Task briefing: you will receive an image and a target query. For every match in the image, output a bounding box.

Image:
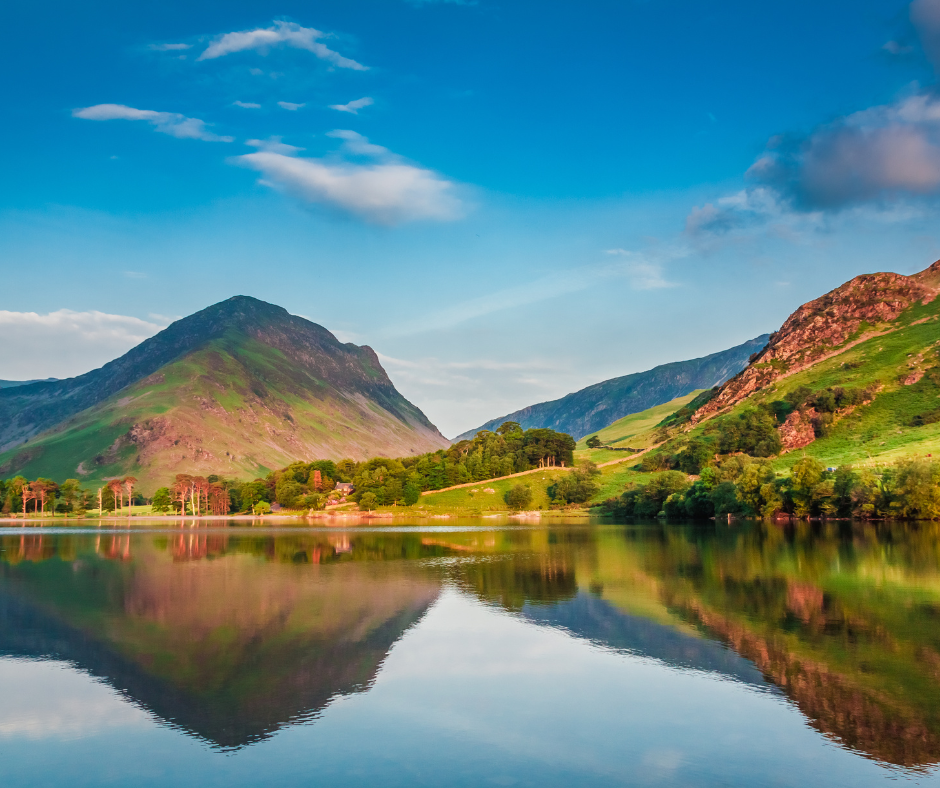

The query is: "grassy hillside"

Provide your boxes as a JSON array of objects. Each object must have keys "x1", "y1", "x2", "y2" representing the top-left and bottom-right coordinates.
[
  {"x1": 454, "y1": 335, "x2": 768, "y2": 441},
  {"x1": 576, "y1": 390, "x2": 704, "y2": 450}
]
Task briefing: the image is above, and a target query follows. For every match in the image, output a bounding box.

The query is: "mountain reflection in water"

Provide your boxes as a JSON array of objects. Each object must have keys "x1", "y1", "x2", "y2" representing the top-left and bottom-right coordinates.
[{"x1": 2, "y1": 521, "x2": 940, "y2": 770}]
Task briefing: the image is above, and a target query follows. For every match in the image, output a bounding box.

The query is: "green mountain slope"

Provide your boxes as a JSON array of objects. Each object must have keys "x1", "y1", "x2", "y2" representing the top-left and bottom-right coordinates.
[
  {"x1": 0, "y1": 297, "x2": 448, "y2": 491},
  {"x1": 576, "y1": 390, "x2": 705, "y2": 449},
  {"x1": 455, "y1": 335, "x2": 769, "y2": 441}
]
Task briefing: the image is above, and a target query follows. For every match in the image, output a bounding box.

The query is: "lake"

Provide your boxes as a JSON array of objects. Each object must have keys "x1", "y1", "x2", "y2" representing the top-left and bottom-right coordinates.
[{"x1": 2, "y1": 518, "x2": 940, "y2": 786}]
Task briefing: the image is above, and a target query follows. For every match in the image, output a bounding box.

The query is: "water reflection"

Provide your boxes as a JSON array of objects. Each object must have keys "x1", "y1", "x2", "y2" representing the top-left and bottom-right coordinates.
[{"x1": 2, "y1": 521, "x2": 940, "y2": 770}]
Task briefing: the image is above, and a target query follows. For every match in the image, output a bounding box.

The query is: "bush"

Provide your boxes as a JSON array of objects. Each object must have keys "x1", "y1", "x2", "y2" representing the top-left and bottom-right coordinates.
[
  {"x1": 505, "y1": 484, "x2": 533, "y2": 511},
  {"x1": 549, "y1": 463, "x2": 601, "y2": 505},
  {"x1": 253, "y1": 501, "x2": 271, "y2": 515}
]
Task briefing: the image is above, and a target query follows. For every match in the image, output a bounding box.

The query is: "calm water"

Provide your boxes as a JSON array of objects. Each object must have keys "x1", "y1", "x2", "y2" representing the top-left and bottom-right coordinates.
[{"x1": 2, "y1": 518, "x2": 940, "y2": 786}]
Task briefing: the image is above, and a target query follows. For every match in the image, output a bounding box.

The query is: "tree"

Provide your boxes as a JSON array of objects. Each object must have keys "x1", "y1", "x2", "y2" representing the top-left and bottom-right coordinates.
[
  {"x1": 108, "y1": 479, "x2": 124, "y2": 512},
  {"x1": 497, "y1": 421, "x2": 523, "y2": 436},
  {"x1": 123, "y1": 476, "x2": 137, "y2": 517},
  {"x1": 275, "y1": 477, "x2": 304, "y2": 509},
  {"x1": 586, "y1": 435, "x2": 602, "y2": 449},
  {"x1": 253, "y1": 501, "x2": 271, "y2": 515},
  {"x1": 359, "y1": 492, "x2": 378, "y2": 511},
  {"x1": 505, "y1": 484, "x2": 533, "y2": 511},
  {"x1": 61, "y1": 479, "x2": 81, "y2": 516},
  {"x1": 151, "y1": 487, "x2": 172, "y2": 513},
  {"x1": 403, "y1": 482, "x2": 421, "y2": 506},
  {"x1": 101, "y1": 484, "x2": 116, "y2": 513}
]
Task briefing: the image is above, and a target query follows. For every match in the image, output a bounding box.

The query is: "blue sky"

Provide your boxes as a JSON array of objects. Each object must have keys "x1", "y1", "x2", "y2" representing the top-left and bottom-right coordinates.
[{"x1": 3, "y1": 0, "x2": 940, "y2": 436}]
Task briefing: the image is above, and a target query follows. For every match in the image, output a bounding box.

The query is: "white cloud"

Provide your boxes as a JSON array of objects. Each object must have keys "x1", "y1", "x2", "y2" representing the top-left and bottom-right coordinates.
[
  {"x1": 883, "y1": 40, "x2": 914, "y2": 55},
  {"x1": 149, "y1": 43, "x2": 192, "y2": 51},
  {"x1": 603, "y1": 248, "x2": 678, "y2": 290},
  {"x1": 326, "y1": 128, "x2": 389, "y2": 157},
  {"x1": 198, "y1": 20, "x2": 367, "y2": 70},
  {"x1": 0, "y1": 310, "x2": 166, "y2": 379},
  {"x1": 232, "y1": 100, "x2": 261, "y2": 109},
  {"x1": 73, "y1": 104, "x2": 233, "y2": 142},
  {"x1": 277, "y1": 101, "x2": 305, "y2": 111},
  {"x1": 233, "y1": 130, "x2": 463, "y2": 225},
  {"x1": 329, "y1": 96, "x2": 374, "y2": 114},
  {"x1": 246, "y1": 136, "x2": 304, "y2": 154}
]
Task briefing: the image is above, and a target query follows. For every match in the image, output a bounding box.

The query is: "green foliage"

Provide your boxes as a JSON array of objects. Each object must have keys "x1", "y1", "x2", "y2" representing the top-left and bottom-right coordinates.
[
  {"x1": 151, "y1": 487, "x2": 172, "y2": 513},
  {"x1": 275, "y1": 477, "x2": 304, "y2": 509},
  {"x1": 252, "y1": 500, "x2": 271, "y2": 515},
  {"x1": 359, "y1": 492, "x2": 378, "y2": 511},
  {"x1": 504, "y1": 484, "x2": 533, "y2": 511},
  {"x1": 586, "y1": 435, "x2": 602, "y2": 449},
  {"x1": 403, "y1": 482, "x2": 421, "y2": 506},
  {"x1": 548, "y1": 462, "x2": 601, "y2": 505}
]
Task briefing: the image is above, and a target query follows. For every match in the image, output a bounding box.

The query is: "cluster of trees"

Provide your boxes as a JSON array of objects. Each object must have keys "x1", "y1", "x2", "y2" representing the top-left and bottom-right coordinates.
[
  {"x1": 150, "y1": 461, "x2": 341, "y2": 515},
  {"x1": 642, "y1": 384, "x2": 876, "y2": 475},
  {"x1": 604, "y1": 455, "x2": 940, "y2": 520},
  {"x1": 0, "y1": 475, "x2": 145, "y2": 516}
]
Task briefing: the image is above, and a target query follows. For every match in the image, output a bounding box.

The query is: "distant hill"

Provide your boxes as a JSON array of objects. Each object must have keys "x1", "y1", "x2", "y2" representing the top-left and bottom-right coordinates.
[
  {"x1": 0, "y1": 378, "x2": 57, "y2": 389},
  {"x1": 455, "y1": 335, "x2": 770, "y2": 441},
  {"x1": 0, "y1": 296, "x2": 448, "y2": 491}
]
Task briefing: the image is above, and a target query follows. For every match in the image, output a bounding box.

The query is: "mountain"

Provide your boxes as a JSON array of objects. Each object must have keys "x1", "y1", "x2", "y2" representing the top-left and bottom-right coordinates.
[
  {"x1": 657, "y1": 258, "x2": 940, "y2": 467},
  {"x1": 0, "y1": 296, "x2": 448, "y2": 491},
  {"x1": 692, "y1": 260, "x2": 940, "y2": 425},
  {"x1": 455, "y1": 335, "x2": 770, "y2": 441},
  {"x1": 0, "y1": 378, "x2": 57, "y2": 389}
]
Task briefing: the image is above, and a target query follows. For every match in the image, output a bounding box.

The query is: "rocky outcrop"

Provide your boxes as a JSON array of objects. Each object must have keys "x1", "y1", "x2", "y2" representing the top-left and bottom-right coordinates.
[
  {"x1": 779, "y1": 408, "x2": 818, "y2": 451},
  {"x1": 691, "y1": 261, "x2": 940, "y2": 424}
]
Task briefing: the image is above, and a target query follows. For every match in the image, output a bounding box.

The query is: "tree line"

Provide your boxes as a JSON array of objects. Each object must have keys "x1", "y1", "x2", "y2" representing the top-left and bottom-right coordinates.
[
  {"x1": 602, "y1": 455, "x2": 940, "y2": 520},
  {"x1": 0, "y1": 475, "x2": 144, "y2": 516}
]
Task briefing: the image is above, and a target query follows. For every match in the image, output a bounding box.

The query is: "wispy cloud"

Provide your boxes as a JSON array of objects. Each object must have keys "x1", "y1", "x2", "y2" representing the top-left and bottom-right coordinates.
[
  {"x1": 73, "y1": 104, "x2": 233, "y2": 142},
  {"x1": 232, "y1": 100, "x2": 261, "y2": 109},
  {"x1": 277, "y1": 101, "x2": 305, "y2": 111},
  {"x1": 233, "y1": 130, "x2": 463, "y2": 225},
  {"x1": 329, "y1": 96, "x2": 374, "y2": 114},
  {"x1": 0, "y1": 310, "x2": 166, "y2": 379},
  {"x1": 198, "y1": 20, "x2": 368, "y2": 70},
  {"x1": 149, "y1": 43, "x2": 192, "y2": 51},
  {"x1": 383, "y1": 251, "x2": 677, "y2": 338},
  {"x1": 246, "y1": 136, "x2": 304, "y2": 154}
]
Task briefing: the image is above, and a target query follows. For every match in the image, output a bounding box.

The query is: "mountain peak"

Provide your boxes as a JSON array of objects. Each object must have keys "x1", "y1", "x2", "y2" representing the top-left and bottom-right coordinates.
[{"x1": 0, "y1": 298, "x2": 447, "y2": 474}]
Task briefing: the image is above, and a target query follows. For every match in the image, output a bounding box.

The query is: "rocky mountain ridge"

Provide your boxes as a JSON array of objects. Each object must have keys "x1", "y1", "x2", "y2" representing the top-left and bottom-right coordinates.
[{"x1": 691, "y1": 261, "x2": 940, "y2": 425}]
